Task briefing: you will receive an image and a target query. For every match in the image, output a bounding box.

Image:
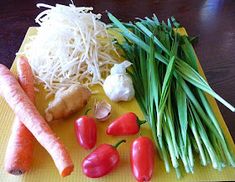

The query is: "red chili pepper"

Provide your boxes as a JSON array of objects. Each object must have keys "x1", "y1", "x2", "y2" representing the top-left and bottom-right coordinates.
[
  {"x1": 106, "y1": 112, "x2": 146, "y2": 136},
  {"x1": 74, "y1": 110, "x2": 97, "y2": 150},
  {"x1": 130, "y1": 136, "x2": 155, "y2": 182},
  {"x1": 82, "y1": 139, "x2": 126, "y2": 178}
]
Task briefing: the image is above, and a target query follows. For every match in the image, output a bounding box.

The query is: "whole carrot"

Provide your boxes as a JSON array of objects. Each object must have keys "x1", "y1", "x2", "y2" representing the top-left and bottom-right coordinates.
[
  {"x1": 4, "y1": 56, "x2": 35, "y2": 175},
  {"x1": 0, "y1": 64, "x2": 74, "y2": 177}
]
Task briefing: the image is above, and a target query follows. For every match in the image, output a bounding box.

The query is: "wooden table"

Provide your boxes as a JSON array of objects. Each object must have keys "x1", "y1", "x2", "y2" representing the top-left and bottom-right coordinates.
[{"x1": 0, "y1": 0, "x2": 234, "y2": 140}]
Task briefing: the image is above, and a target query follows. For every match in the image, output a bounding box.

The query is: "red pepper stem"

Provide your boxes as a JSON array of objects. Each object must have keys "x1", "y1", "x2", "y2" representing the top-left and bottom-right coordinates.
[
  {"x1": 84, "y1": 108, "x2": 91, "y2": 115},
  {"x1": 113, "y1": 139, "x2": 126, "y2": 149},
  {"x1": 137, "y1": 117, "x2": 147, "y2": 127}
]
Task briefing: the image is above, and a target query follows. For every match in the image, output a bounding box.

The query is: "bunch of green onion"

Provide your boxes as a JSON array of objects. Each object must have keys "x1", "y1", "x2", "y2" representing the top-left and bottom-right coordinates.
[{"x1": 108, "y1": 13, "x2": 235, "y2": 178}]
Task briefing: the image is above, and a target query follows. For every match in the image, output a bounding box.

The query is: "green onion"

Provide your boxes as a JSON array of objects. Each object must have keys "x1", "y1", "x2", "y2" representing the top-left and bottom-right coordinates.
[
  {"x1": 108, "y1": 12, "x2": 235, "y2": 112},
  {"x1": 108, "y1": 12, "x2": 235, "y2": 178}
]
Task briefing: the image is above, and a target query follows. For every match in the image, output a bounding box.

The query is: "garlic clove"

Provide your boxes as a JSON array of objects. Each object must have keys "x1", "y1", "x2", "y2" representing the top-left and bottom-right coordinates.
[{"x1": 94, "y1": 100, "x2": 112, "y2": 121}]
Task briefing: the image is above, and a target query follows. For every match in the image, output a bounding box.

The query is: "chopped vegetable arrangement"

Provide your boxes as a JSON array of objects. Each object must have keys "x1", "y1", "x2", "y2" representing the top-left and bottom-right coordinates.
[
  {"x1": 0, "y1": 2, "x2": 234, "y2": 182},
  {"x1": 108, "y1": 13, "x2": 235, "y2": 177}
]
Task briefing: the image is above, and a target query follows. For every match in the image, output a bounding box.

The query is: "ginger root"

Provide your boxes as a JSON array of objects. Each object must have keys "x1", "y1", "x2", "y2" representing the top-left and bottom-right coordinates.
[{"x1": 45, "y1": 85, "x2": 91, "y2": 122}]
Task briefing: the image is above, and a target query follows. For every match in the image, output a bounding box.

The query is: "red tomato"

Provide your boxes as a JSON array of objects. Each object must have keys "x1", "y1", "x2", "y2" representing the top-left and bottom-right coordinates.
[
  {"x1": 74, "y1": 116, "x2": 97, "y2": 150},
  {"x1": 130, "y1": 136, "x2": 155, "y2": 181},
  {"x1": 106, "y1": 112, "x2": 146, "y2": 136},
  {"x1": 82, "y1": 140, "x2": 126, "y2": 178}
]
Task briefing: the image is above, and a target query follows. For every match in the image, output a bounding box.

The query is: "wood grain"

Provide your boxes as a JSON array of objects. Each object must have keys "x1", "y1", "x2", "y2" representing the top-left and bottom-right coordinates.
[{"x1": 0, "y1": 0, "x2": 234, "y2": 140}]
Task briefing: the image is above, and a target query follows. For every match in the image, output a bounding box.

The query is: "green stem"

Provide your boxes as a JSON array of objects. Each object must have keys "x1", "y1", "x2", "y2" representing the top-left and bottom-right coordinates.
[
  {"x1": 137, "y1": 118, "x2": 147, "y2": 126},
  {"x1": 175, "y1": 167, "x2": 181, "y2": 179},
  {"x1": 84, "y1": 108, "x2": 91, "y2": 115},
  {"x1": 163, "y1": 122, "x2": 179, "y2": 168},
  {"x1": 189, "y1": 113, "x2": 207, "y2": 166},
  {"x1": 113, "y1": 139, "x2": 126, "y2": 148},
  {"x1": 190, "y1": 104, "x2": 221, "y2": 170},
  {"x1": 161, "y1": 139, "x2": 171, "y2": 173},
  {"x1": 187, "y1": 137, "x2": 194, "y2": 170}
]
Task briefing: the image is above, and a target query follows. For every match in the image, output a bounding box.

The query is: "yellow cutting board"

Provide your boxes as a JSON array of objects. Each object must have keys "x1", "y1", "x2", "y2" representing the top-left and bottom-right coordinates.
[{"x1": 0, "y1": 27, "x2": 235, "y2": 182}]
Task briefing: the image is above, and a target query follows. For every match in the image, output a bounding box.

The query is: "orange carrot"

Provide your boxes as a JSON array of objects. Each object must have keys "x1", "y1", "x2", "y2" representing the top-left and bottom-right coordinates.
[
  {"x1": 4, "y1": 56, "x2": 35, "y2": 175},
  {"x1": 0, "y1": 63, "x2": 74, "y2": 177},
  {"x1": 17, "y1": 56, "x2": 35, "y2": 102},
  {"x1": 4, "y1": 118, "x2": 35, "y2": 175}
]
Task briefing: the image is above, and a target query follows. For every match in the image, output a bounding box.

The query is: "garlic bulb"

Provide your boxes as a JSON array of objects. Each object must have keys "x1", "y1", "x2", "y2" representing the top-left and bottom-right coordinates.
[{"x1": 103, "y1": 61, "x2": 135, "y2": 102}]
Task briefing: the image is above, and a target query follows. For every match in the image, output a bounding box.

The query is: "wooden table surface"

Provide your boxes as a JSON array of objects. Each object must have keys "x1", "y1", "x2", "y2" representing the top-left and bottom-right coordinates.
[{"x1": 0, "y1": 0, "x2": 234, "y2": 140}]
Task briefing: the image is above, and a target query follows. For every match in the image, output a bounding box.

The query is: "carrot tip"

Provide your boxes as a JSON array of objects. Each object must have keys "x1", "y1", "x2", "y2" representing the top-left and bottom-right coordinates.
[
  {"x1": 61, "y1": 165, "x2": 74, "y2": 177},
  {"x1": 8, "y1": 169, "x2": 25, "y2": 175}
]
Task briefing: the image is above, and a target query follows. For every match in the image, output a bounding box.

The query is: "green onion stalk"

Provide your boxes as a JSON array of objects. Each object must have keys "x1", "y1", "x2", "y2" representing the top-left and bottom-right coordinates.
[{"x1": 107, "y1": 12, "x2": 235, "y2": 178}]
